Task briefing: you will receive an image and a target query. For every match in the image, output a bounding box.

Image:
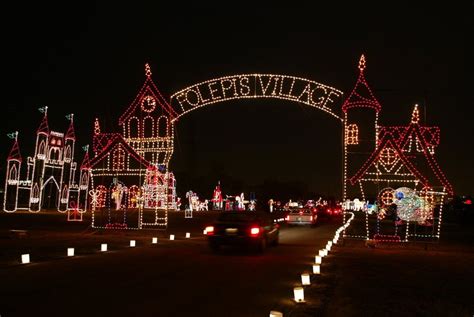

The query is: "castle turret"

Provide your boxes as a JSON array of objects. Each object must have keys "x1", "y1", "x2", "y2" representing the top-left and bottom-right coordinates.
[
  {"x1": 30, "y1": 107, "x2": 50, "y2": 211},
  {"x1": 59, "y1": 114, "x2": 76, "y2": 211},
  {"x1": 343, "y1": 55, "x2": 382, "y2": 200},
  {"x1": 78, "y1": 146, "x2": 91, "y2": 211},
  {"x1": 3, "y1": 132, "x2": 22, "y2": 212}
]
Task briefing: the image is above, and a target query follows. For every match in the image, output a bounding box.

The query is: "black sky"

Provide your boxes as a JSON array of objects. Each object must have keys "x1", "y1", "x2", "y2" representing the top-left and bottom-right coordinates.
[{"x1": 1, "y1": 2, "x2": 472, "y2": 199}]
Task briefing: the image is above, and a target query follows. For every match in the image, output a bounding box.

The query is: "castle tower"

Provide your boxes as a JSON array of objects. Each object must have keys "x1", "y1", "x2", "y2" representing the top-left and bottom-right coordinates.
[
  {"x1": 342, "y1": 55, "x2": 382, "y2": 200},
  {"x1": 118, "y1": 63, "x2": 178, "y2": 170},
  {"x1": 3, "y1": 132, "x2": 22, "y2": 212},
  {"x1": 30, "y1": 107, "x2": 50, "y2": 211},
  {"x1": 78, "y1": 146, "x2": 90, "y2": 211},
  {"x1": 59, "y1": 114, "x2": 76, "y2": 211}
]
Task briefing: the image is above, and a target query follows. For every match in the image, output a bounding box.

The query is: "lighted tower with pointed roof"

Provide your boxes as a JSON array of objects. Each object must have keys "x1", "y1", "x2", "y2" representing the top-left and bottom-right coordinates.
[
  {"x1": 343, "y1": 55, "x2": 382, "y2": 199},
  {"x1": 4, "y1": 132, "x2": 22, "y2": 212},
  {"x1": 118, "y1": 63, "x2": 177, "y2": 169}
]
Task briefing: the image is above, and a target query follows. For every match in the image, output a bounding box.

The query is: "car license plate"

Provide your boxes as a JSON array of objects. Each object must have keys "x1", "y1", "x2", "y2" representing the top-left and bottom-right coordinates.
[
  {"x1": 226, "y1": 228, "x2": 238, "y2": 235},
  {"x1": 298, "y1": 217, "x2": 302, "y2": 221}
]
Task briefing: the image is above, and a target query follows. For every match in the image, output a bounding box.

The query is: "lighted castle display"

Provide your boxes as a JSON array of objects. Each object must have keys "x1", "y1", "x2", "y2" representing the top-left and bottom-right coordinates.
[
  {"x1": 3, "y1": 109, "x2": 89, "y2": 212},
  {"x1": 3, "y1": 57, "x2": 453, "y2": 238}
]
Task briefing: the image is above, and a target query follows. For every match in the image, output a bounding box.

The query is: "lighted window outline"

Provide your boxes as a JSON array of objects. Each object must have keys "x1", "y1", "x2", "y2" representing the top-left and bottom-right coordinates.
[
  {"x1": 157, "y1": 116, "x2": 169, "y2": 137},
  {"x1": 80, "y1": 172, "x2": 89, "y2": 186},
  {"x1": 9, "y1": 165, "x2": 17, "y2": 180},
  {"x1": 32, "y1": 183, "x2": 40, "y2": 199},
  {"x1": 379, "y1": 147, "x2": 397, "y2": 166},
  {"x1": 64, "y1": 145, "x2": 72, "y2": 160},
  {"x1": 49, "y1": 147, "x2": 61, "y2": 161},
  {"x1": 112, "y1": 146, "x2": 126, "y2": 171},
  {"x1": 346, "y1": 124, "x2": 359, "y2": 145},
  {"x1": 143, "y1": 116, "x2": 154, "y2": 138},
  {"x1": 61, "y1": 185, "x2": 68, "y2": 199},
  {"x1": 128, "y1": 117, "x2": 140, "y2": 138},
  {"x1": 38, "y1": 140, "x2": 46, "y2": 155}
]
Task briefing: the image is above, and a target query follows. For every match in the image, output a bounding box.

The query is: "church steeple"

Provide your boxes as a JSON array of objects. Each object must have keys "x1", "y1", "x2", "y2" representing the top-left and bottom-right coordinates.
[
  {"x1": 342, "y1": 54, "x2": 382, "y2": 113},
  {"x1": 94, "y1": 118, "x2": 101, "y2": 135},
  {"x1": 145, "y1": 63, "x2": 152, "y2": 78},
  {"x1": 411, "y1": 104, "x2": 420, "y2": 124}
]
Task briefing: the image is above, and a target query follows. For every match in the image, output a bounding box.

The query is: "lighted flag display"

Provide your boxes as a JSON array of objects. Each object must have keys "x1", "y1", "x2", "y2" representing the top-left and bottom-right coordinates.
[
  {"x1": 66, "y1": 114, "x2": 74, "y2": 120},
  {"x1": 38, "y1": 106, "x2": 48, "y2": 113},
  {"x1": 7, "y1": 132, "x2": 18, "y2": 139}
]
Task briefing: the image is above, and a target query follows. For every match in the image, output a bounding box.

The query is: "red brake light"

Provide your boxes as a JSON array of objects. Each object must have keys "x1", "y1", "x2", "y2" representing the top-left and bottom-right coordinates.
[
  {"x1": 285, "y1": 215, "x2": 289, "y2": 221},
  {"x1": 250, "y1": 227, "x2": 260, "y2": 236},
  {"x1": 205, "y1": 226, "x2": 214, "y2": 235},
  {"x1": 310, "y1": 215, "x2": 313, "y2": 221},
  {"x1": 299, "y1": 211, "x2": 303, "y2": 215}
]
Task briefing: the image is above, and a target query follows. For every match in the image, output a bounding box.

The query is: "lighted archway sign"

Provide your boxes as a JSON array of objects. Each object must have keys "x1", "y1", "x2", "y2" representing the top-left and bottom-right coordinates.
[{"x1": 169, "y1": 74, "x2": 344, "y2": 122}]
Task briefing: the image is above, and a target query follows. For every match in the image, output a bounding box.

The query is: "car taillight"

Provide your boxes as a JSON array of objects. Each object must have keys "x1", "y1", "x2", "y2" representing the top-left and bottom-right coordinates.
[
  {"x1": 205, "y1": 226, "x2": 214, "y2": 235},
  {"x1": 285, "y1": 215, "x2": 289, "y2": 221},
  {"x1": 250, "y1": 227, "x2": 260, "y2": 236},
  {"x1": 310, "y1": 215, "x2": 313, "y2": 221}
]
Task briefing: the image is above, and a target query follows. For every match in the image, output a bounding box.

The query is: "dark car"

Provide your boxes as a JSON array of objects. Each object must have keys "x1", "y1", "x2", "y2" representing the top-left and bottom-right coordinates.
[
  {"x1": 205, "y1": 212, "x2": 279, "y2": 252},
  {"x1": 285, "y1": 207, "x2": 318, "y2": 226}
]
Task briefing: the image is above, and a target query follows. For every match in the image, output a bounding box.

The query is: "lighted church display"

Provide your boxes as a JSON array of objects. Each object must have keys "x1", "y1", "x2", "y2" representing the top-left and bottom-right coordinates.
[
  {"x1": 342, "y1": 55, "x2": 453, "y2": 242},
  {"x1": 88, "y1": 64, "x2": 177, "y2": 229}
]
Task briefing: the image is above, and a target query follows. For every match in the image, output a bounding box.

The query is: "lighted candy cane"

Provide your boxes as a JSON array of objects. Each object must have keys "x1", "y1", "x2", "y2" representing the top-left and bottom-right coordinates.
[{"x1": 89, "y1": 189, "x2": 100, "y2": 211}]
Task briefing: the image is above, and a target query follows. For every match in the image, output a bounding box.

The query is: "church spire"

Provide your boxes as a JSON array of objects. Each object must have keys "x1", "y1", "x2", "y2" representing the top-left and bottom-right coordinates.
[
  {"x1": 94, "y1": 117, "x2": 101, "y2": 135},
  {"x1": 342, "y1": 54, "x2": 382, "y2": 113},
  {"x1": 358, "y1": 54, "x2": 366, "y2": 72},
  {"x1": 411, "y1": 104, "x2": 420, "y2": 124},
  {"x1": 145, "y1": 63, "x2": 152, "y2": 78}
]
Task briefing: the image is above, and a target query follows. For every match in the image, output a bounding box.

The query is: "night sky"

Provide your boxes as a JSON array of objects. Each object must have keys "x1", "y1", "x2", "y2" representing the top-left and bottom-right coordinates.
[{"x1": 1, "y1": 2, "x2": 472, "y2": 200}]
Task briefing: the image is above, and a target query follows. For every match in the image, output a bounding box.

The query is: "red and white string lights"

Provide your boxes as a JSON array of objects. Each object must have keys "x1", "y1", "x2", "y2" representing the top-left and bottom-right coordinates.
[{"x1": 342, "y1": 55, "x2": 452, "y2": 242}]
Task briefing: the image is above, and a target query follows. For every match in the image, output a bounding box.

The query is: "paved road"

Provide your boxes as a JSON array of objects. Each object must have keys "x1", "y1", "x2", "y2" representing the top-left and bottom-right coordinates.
[{"x1": 0, "y1": 212, "x2": 341, "y2": 317}]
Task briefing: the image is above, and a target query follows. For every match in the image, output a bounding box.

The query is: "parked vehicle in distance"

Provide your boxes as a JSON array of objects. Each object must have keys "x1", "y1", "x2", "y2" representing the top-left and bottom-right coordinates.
[
  {"x1": 205, "y1": 212, "x2": 279, "y2": 253},
  {"x1": 285, "y1": 208, "x2": 318, "y2": 226}
]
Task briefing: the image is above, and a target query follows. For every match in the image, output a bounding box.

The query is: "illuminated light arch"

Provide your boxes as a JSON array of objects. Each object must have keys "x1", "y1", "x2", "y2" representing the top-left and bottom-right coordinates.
[
  {"x1": 112, "y1": 146, "x2": 126, "y2": 171},
  {"x1": 169, "y1": 74, "x2": 344, "y2": 122},
  {"x1": 64, "y1": 145, "x2": 72, "y2": 160},
  {"x1": 38, "y1": 140, "x2": 46, "y2": 156},
  {"x1": 143, "y1": 116, "x2": 154, "y2": 138},
  {"x1": 157, "y1": 116, "x2": 169, "y2": 137},
  {"x1": 9, "y1": 165, "x2": 17, "y2": 181},
  {"x1": 128, "y1": 117, "x2": 140, "y2": 138}
]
